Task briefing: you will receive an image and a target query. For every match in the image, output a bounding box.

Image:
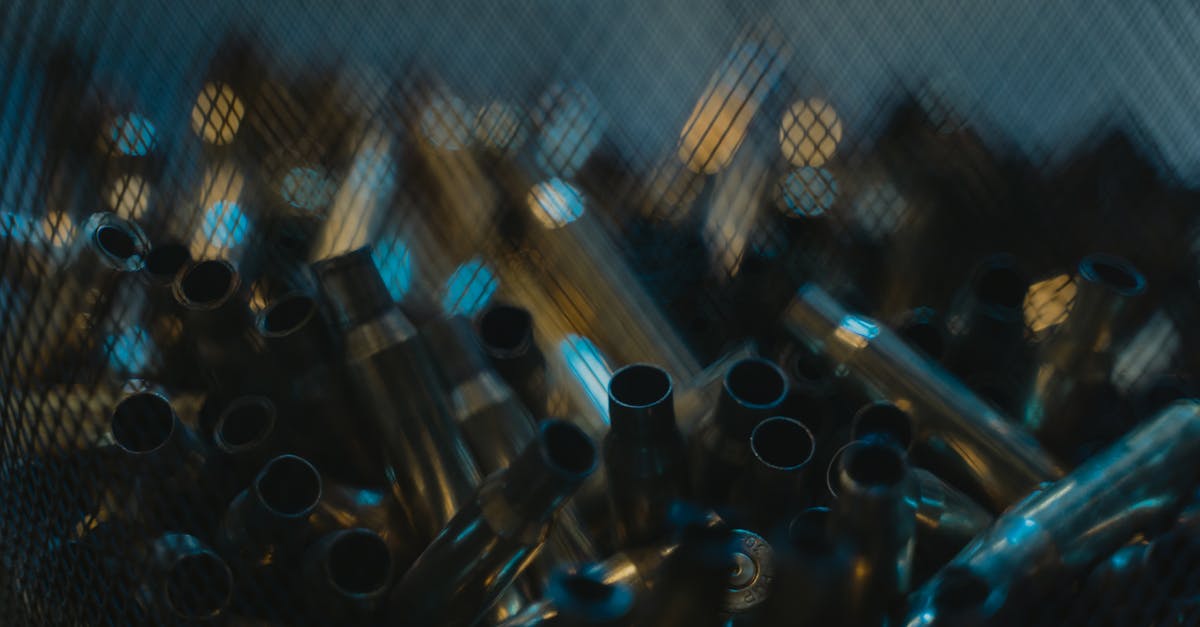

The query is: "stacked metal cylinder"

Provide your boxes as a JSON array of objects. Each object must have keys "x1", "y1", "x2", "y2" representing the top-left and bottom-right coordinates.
[{"x1": 5, "y1": 31, "x2": 1200, "y2": 627}]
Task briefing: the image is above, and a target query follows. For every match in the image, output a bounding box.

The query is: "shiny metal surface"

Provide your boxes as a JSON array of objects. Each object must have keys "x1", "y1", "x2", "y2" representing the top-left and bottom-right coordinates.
[
  {"x1": 219, "y1": 454, "x2": 323, "y2": 567},
  {"x1": 387, "y1": 420, "x2": 598, "y2": 627},
  {"x1": 138, "y1": 532, "x2": 233, "y2": 622},
  {"x1": 732, "y1": 417, "x2": 815, "y2": 529},
  {"x1": 498, "y1": 564, "x2": 637, "y2": 626},
  {"x1": 784, "y1": 283, "x2": 1063, "y2": 512},
  {"x1": 833, "y1": 441, "x2": 917, "y2": 626},
  {"x1": 690, "y1": 358, "x2": 789, "y2": 507},
  {"x1": 910, "y1": 467, "x2": 994, "y2": 580},
  {"x1": 303, "y1": 528, "x2": 395, "y2": 620},
  {"x1": 906, "y1": 400, "x2": 1200, "y2": 626},
  {"x1": 605, "y1": 363, "x2": 689, "y2": 547},
  {"x1": 1025, "y1": 254, "x2": 1147, "y2": 452},
  {"x1": 313, "y1": 247, "x2": 482, "y2": 544}
]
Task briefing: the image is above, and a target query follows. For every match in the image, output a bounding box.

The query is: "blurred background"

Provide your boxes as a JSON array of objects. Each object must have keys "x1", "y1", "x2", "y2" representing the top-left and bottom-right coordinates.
[{"x1": 3, "y1": 0, "x2": 1200, "y2": 625}]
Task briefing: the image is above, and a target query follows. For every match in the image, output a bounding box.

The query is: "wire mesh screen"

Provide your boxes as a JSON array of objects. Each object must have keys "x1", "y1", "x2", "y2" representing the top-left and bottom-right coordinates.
[{"x1": 3, "y1": 1, "x2": 1200, "y2": 625}]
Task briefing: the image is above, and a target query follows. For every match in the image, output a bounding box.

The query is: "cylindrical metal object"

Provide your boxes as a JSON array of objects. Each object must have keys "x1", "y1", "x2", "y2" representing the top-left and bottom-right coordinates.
[
  {"x1": 895, "y1": 307, "x2": 947, "y2": 364},
  {"x1": 632, "y1": 523, "x2": 736, "y2": 627},
  {"x1": 851, "y1": 401, "x2": 914, "y2": 452},
  {"x1": 605, "y1": 363, "x2": 689, "y2": 547},
  {"x1": 421, "y1": 315, "x2": 540, "y2": 473},
  {"x1": 910, "y1": 467, "x2": 994, "y2": 582},
  {"x1": 303, "y1": 528, "x2": 395, "y2": 621},
  {"x1": 138, "y1": 532, "x2": 234, "y2": 623},
  {"x1": 944, "y1": 255, "x2": 1031, "y2": 380},
  {"x1": 173, "y1": 258, "x2": 263, "y2": 391},
  {"x1": 1026, "y1": 254, "x2": 1147, "y2": 454},
  {"x1": 420, "y1": 315, "x2": 600, "y2": 587},
  {"x1": 756, "y1": 507, "x2": 855, "y2": 627},
  {"x1": 690, "y1": 358, "x2": 789, "y2": 506},
  {"x1": 479, "y1": 303, "x2": 550, "y2": 420},
  {"x1": 255, "y1": 291, "x2": 386, "y2": 485},
  {"x1": 906, "y1": 400, "x2": 1200, "y2": 626},
  {"x1": 312, "y1": 247, "x2": 481, "y2": 543},
  {"x1": 219, "y1": 454, "x2": 323, "y2": 567},
  {"x1": 833, "y1": 441, "x2": 916, "y2": 626},
  {"x1": 387, "y1": 419, "x2": 598, "y2": 627},
  {"x1": 732, "y1": 416, "x2": 815, "y2": 529},
  {"x1": 498, "y1": 565, "x2": 637, "y2": 627},
  {"x1": 783, "y1": 282, "x2": 1063, "y2": 512}
]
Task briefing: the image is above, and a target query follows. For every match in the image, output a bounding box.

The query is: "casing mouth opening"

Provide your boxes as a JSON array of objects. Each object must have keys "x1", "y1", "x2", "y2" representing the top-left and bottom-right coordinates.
[
  {"x1": 540, "y1": 420, "x2": 598, "y2": 479},
  {"x1": 478, "y1": 304, "x2": 534, "y2": 358},
  {"x1": 1078, "y1": 254, "x2": 1145, "y2": 296},
  {"x1": 164, "y1": 551, "x2": 233, "y2": 620},
  {"x1": 725, "y1": 358, "x2": 788, "y2": 408},
  {"x1": 608, "y1": 363, "x2": 673, "y2": 409},
  {"x1": 112, "y1": 393, "x2": 176, "y2": 455},
  {"x1": 214, "y1": 397, "x2": 276, "y2": 453},
  {"x1": 177, "y1": 260, "x2": 239, "y2": 309},
  {"x1": 254, "y1": 454, "x2": 322, "y2": 518},
  {"x1": 325, "y1": 529, "x2": 393, "y2": 598},
  {"x1": 750, "y1": 417, "x2": 815, "y2": 471},
  {"x1": 259, "y1": 293, "x2": 318, "y2": 337}
]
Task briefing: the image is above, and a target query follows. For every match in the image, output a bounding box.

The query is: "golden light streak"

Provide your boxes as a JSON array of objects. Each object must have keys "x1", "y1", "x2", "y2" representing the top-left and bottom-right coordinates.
[{"x1": 191, "y1": 82, "x2": 245, "y2": 145}]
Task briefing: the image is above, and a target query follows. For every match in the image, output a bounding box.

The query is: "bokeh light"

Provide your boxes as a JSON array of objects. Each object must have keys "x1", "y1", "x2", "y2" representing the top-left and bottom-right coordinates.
[
  {"x1": 191, "y1": 82, "x2": 245, "y2": 145},
  {"x1": 107, "y1": 114, "x2": 157, "y2": 156},
  {"x1": 778, "y1": 167, "x2": 839, "y2": 217},
  {"x1": 371, "y1": 237, "x2": 414, "y2": 302},
  {"x1": 41, "y1": 212, "x2": 74, "y2": 248},
  {"x1": 559, "y1": 334, "x2": 612, "y2": 422},
  {"x1": 200, "y1": 201, "x2": 250, "y2": 253},
  {"x1": 474, "y1": 101, "x2": 527, "y2": 154},
  {"x1": 419, "y1": 93, "x2": 472, "y2": 151},
  {"x1": 441, "y1": 257, "x2": 498, "y2": 316},
  {"x1": 104, "y1": 175, "x2": 150, "y2": 220},
  {"x1": 849, "y1": 180, "x2": 910, "y2": 240},
  {"x1": 104, "y1": 325, "x2": 153, "y2": 375},
  {"x1": 779, "y1": 98, "x2": 843, "y2": 167},
  {"x1": 527, "y1": 179, "x2": 586, "y2": 229},
  {"x1": 535, "y1": 82, "x2": 606, "y2": 177},
  {"x1": 280, "y1": 166, "x2": 335, "y2": 211},
  {"x1": 678, "y1": 41, "x2": 781, "y2": 174},
  {"x1": 1024, "y1": 273, "x2": 1076, "y2": 333}
]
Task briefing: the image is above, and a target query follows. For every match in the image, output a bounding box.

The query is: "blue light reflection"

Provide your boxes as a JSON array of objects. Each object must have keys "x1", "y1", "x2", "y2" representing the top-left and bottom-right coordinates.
[
  {"x1": 109, "y1": 114, "x2": 157, "y2": 156},
  {"x1": 371, "y1": 238, "x2": 414, "y2": 302},
  {"x1": 441, "y1": 258, "x2": 498, "y2": 317},
  {"x1": 558, "y1": 334, "x2": 612, "y2": 423},
  {"x1": 202, "y1": 201, "x2": 250, "y2": 251},
  {"x1": 104, "y1": 325, "x2": 152, "y2": 375}
]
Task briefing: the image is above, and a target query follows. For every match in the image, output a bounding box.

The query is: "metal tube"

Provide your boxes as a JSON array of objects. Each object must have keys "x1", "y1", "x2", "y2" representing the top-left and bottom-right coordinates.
[
  {"x1": 756, "y1": 507, "x2": 855, "y2": 627},
  {"x1": 303, "y1": 528, "x2": 395, "y2": 621},
  {"x1": 905, "y1": 400, "x2": 1200, "y2": 626},
  {"x1": 851, "y1": 401, "x2": 914, "y2": 452},
  {"x1": 479, "y1": 303, "x2": 550, "y2": 419},
  {"x1": 420, "y1": 315, "x2": 599, "y2": 574},
  {"x1": 944, "y1": 255, "x2": 1031, "y2": 380},
  {"x1": 910, "y1": 467, "x2": 994, "y2": 582},
  {"x1": 833, "y1": 440, "x2": 916, "y2": 625},
  {"x1": 173, "y1": 258, "x2": 263, "y2": 391},
  {"x1": 138, "y1": 532, "x2": 233, "y2": 623},
  {"x1": 690, "y1": 358, "x2": 789, "y2": 506},
  {"x1": 255, "y1": 291, "x2": 386, "y2": 485},
  {"x1": 783, "y1": 282, "x2": 1063, "y2": 512},
  {"x1": 312, "y1": 247, "x2": 481, "y2": 543},
  {"x1": 1026, "y1": 254, "x2": 1147, "y2": 452},
  {"x1": 631, "y1": 523, "x2": 736, "y2": 627},
  {"x1": 497, "y1": 565, "x2": 637, "y2": 627},
  {"x1": 387, "y1": 419, "x2": 598, "y2": 627},
  {"x1": 895, "y1": 307, "x2": 947, "y2": 364},
  {"x1": 605, "y1": 363, "x2": 689, "y2": 547},
  {"x1": 219, "y1": 454, "x2": 323, "y2": 566},
  {"x1": 732, "y1": 416, "x2": 815, "y2": 529}
]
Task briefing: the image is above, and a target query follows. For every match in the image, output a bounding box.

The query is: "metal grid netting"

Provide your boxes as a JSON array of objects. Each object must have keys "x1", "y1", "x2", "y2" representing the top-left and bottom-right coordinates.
[{"x1": 2, "y1": 1, "x2": 1200, "y2": 625}]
